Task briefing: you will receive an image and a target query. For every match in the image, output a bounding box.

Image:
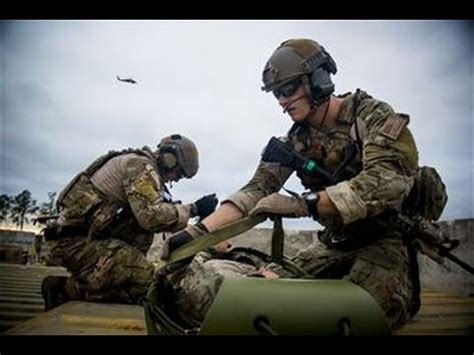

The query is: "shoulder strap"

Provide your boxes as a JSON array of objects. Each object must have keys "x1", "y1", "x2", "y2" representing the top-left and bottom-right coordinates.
[
  {"x1": 83, "y1": 150, "x2": 124, "y2": 177},
  {"x1": 330, "y1": 90, "x2": 367, "y2": 182},
  {"x1": 57, "y1": 147, "x2": 157, "y2": 210},
  {"x1": 155, "y1": 215, "x2": 312, "y2": 279},
  {"x1": 84, "y1": 146, "x2": 157, "y2": 177},
  {"x1": 154, "y1": 215, "x2": 267, "y2": 273},
  {"x1": 348, "y1": 89, "x2": 367, "y2": 152}
]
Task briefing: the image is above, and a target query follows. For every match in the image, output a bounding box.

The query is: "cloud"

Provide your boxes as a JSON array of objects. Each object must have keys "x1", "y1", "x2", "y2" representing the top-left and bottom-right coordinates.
[{"x1": 1, "y1": 20, "x2": 472, "y2": 231}]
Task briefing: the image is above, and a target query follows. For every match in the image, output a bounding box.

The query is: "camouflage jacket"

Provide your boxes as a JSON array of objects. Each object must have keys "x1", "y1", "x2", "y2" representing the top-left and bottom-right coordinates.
[
  {"x1": 224, "y1": 89, "x2": 419, "y2": 230},
  {"x1": 57, "y1": 146, "x2": 192, "y2": 235}
]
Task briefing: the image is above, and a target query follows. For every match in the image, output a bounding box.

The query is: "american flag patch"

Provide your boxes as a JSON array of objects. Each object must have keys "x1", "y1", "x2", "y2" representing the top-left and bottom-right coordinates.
[{"x1": 379, "y1": 114, "x2": 409, "y2": 140}]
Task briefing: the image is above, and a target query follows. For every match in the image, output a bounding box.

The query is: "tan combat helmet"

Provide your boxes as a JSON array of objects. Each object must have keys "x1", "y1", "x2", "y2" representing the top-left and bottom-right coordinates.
[
  {"x1": 158, "y1": 134, "x2": 199, "y2": 178},
  {"x1": 261, "y1": 38, "x2": 338, "y2": 104}
]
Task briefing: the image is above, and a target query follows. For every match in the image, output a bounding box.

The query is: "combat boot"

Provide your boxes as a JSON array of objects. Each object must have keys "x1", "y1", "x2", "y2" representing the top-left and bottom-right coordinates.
[{"x1": 41, "y1": 275, "x2": 70, "y2": 311}]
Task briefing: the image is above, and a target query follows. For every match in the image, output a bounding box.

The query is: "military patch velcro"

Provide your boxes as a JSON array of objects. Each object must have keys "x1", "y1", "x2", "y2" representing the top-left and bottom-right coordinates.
[{"x1": 379, "y1": 114, "x2": 409, "y2": 140}]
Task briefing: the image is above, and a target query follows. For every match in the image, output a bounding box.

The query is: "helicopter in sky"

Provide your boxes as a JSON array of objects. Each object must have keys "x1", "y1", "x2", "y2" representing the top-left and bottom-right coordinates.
[{"x1": 116, "y1": 76, "x2": 138, "y2": 84}]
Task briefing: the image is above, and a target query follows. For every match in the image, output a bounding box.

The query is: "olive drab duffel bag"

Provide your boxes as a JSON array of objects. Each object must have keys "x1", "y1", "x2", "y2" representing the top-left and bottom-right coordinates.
[
  {"x1": 142, "y1": 217, "x2": 390, "y2": 336},
  {"x1": 142, "y1": 277, "x2": 390, "y2": 335}
]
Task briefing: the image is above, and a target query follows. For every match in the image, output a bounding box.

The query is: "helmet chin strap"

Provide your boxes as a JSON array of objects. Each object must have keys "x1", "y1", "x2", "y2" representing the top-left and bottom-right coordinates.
[
  {"x1": 280, "y1": 75, "x2": 331, "y2": 127},
  {"x1": 299, "y1": 75, "x2": 331, "y2": 128},
  {"x1": 315, "y1": 99, "x2": 331, "y2": 130},
  {"x1": 299, "y1": 76, "x2": 319, "y2": 123},
  {"x1": 282, "y1": 75, "x2": 316, "y2": 115},
  {"x1": 156, "y1": 154, "x2": 175, "y2": 189},
  {"x1": 298, "y1": 96, "x2": 330, "y2": 130}
]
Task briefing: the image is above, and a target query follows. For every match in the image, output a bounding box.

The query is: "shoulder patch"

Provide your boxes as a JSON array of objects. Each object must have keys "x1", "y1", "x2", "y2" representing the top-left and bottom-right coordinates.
[
  {"x1": 379, "y1": 114, "x2": 409, "y2": 140},
  {"x1": 129, "y1": 164, "x2": 161, "y2": 203}
]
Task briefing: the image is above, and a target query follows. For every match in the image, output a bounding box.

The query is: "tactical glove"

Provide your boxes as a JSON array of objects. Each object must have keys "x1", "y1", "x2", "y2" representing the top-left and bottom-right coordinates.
[
  {"x1": 249, "y1": 193, "x2": 310, "y2": 219},
  {"x1": 160, "y1": 222, "x2": 209, "y2": 261},
  {"x1": 192, "y1": 193, "x2": 218, "y2": 219}
]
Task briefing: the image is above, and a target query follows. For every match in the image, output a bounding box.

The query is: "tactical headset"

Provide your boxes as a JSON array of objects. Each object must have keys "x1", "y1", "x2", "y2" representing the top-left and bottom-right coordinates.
[
  {"x1": 157, "y1": 134, "x2": 182, "y2": 170},
  {"x1": 302, "y1": 46, "x2": 338, "y2": 104},
  {"x1": 308, "y1": 65, "x2": 336, "y2": 104}
]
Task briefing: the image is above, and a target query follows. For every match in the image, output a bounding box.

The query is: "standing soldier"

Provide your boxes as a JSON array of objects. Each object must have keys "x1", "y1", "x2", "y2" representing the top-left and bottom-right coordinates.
[
  {"x1": 160, "y1": 39, "x2": 447, "y2": 330},
  {"x1": 33, "y1": 233, "x2": 43, "y2": 264},
  {"x1": 41, "y1": 134, "x2": 218, "y2": 310}
]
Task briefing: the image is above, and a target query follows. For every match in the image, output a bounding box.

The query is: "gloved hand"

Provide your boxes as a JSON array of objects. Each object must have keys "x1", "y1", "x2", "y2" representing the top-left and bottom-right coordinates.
[
  {"x1": 192, "y1": 193, "x2": 218, "y2": 219},
  {"x1": 158, "y1": 223, "x2": 209, "y2": 276},
  {"x1": 249, "y1": 193, "x2": 310, "y2": 218},
  {"x1": 160, "y1": 222, "x2": 209, "y2": 260}
]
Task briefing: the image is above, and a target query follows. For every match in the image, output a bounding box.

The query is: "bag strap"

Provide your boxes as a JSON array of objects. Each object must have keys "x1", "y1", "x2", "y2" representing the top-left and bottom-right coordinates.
[
  {"x1": 155, "y1": 214, "x2": 312, "y2": 279},
  {"x1": 154, "y1": 215, "x2": 267, "y2": 272}
]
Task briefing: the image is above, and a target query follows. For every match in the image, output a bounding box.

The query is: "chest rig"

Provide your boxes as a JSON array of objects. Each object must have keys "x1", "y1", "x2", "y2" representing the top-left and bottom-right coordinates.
[
  {"x1": 56, "y1": 147, "x2": 162, "y2": 242},
  {"x1": 288, "y1": 91, "x2": 365, "y2": 192}
]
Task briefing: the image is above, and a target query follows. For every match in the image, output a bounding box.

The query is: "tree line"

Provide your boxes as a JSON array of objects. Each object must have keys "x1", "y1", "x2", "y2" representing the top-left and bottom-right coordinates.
[{"x1": 0, "y1": 190, "x2": 57, "y2": 230}]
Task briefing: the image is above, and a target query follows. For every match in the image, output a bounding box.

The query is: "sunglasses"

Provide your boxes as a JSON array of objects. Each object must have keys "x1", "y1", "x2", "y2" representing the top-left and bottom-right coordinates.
[{"x1": 273, "y1": 79, "x2": 302, "y2": 99}]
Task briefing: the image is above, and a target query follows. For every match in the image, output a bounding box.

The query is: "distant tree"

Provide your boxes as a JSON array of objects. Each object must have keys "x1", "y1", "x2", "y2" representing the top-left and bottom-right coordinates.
[
  {"x1": 39, "y1": 191, "x2": 57, "y2": 215},
  {"x1": 10, "y1": 190, "x2": 39, "y2": 230},
  {"x1": 0, "y1": 194, "x2": 12, "y2": 225}
]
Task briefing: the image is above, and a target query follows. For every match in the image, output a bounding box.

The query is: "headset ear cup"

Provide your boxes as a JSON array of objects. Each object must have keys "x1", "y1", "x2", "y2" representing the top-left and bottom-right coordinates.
[
  {"x1": 310, "y1": 67, "x2": 335, "y2": 102},
  {"x1": 161, "y1": 152, "x2": 178, "y2": 169}
]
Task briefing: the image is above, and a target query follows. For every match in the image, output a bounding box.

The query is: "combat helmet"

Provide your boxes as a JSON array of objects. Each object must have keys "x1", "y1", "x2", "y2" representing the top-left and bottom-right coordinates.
[
  {"x1": 157, "y1": 134, "x2": 199, "y2": 178},
  {"x1": 261, "y1": 38, "x2": 337, "y2": 104}
]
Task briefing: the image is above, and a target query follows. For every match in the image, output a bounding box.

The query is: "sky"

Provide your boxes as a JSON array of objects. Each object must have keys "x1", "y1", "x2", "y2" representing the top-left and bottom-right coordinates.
[{"x1": 1, "y1": 20, "x2": 472, "y2": 230}]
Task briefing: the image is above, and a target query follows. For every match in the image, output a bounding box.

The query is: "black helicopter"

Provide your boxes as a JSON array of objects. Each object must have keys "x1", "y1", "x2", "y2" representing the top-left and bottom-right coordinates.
[{"x1": 116, "y1": 76, "x2": 138, "y2": 84}]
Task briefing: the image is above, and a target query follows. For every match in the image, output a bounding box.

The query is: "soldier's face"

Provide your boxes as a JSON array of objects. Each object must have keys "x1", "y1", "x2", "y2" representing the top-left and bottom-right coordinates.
[
  {"x1": 276, "y1": 85, "x2": 311, "y2": 122},
  {"x1": 164, "y1": 170, "x2": 180, "y2": 183},
  {"x1": 164, "y1": 166, "x2": 185, "y2": 183}
]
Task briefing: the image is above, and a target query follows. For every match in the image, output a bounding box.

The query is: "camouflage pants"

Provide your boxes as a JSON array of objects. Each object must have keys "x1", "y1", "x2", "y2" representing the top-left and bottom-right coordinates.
[
  {"x1": 173, "y1": 252, "x2": 258, "y2": 323},
  {"x1": 45, "y1": 237, "x2": 154, "y2": 304},
  {"x1": 173, "y1": 236, "x2": 413, "y2": 330}
]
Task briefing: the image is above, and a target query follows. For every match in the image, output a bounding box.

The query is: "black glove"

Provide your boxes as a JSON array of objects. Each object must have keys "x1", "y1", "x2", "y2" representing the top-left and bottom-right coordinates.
[
  {"x1": 192, "y1": 193, "x2": 218, "y2": 219},
  {"x1": 158, "y1": 223, "x2": 209, "y2": 276},
  {"x1": 160, "y1": 230, "x2": 194, "y2": 260},
  {"x1": 158, "y1": 230, "x2": 194, "y2": 276}
]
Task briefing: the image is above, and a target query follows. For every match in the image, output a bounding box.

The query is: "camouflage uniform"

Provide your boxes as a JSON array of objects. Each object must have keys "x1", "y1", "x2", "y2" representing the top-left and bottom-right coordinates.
[
  {"x1": 46, "y1": 146, "x2": 193, "y2": 304},
  {"x1": 174, "y1": 90, "x2": 419, "y2": 329}
]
